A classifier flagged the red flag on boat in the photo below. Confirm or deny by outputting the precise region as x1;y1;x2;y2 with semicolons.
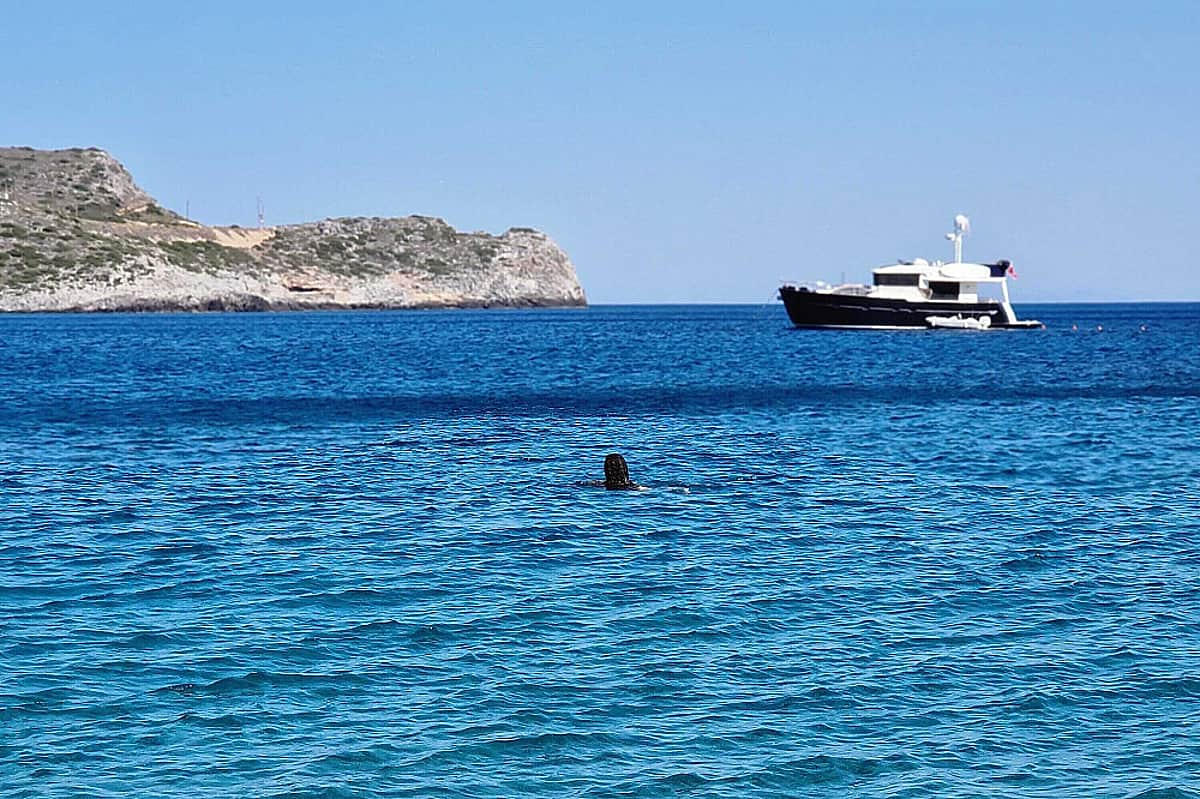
1006;263;1019;279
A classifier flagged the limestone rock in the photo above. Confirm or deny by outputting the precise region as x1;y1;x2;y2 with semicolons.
0;147;586;312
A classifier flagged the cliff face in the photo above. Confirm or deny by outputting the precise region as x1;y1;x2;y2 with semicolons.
0;147;586;311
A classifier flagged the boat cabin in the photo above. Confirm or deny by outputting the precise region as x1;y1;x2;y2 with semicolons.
871;260;1008;303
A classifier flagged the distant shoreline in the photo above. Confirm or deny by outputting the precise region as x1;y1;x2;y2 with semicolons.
0;300;1192;318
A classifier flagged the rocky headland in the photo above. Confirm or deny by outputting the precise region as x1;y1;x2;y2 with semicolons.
0;147;586;311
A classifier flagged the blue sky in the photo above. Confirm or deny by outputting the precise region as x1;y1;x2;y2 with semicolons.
4;1;1197;302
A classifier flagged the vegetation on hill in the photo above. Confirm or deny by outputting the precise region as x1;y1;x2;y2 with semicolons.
0;147;585;310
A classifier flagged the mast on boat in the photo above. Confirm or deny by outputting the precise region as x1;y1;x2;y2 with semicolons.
945;213;969;264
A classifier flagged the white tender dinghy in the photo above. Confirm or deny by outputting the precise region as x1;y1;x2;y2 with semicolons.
925;314;992;330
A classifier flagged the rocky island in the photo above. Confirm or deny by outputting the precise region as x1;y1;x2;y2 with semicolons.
0;147;586;311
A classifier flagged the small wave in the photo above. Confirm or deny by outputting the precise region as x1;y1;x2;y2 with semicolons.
260;786;364;799
1126;788;1200;799
159;670;373;699
405;620;491;646
447;432;526;447
998;550;1050;571
342;618;403;635
483;730;624;752
146;541;221;560
720;687;864;713
309;746;393;768
154;682;199;695
751;753;917;787
325;587;389;603
377;437;424;448
1133;675;1200;700
83;507;141;525
0;686;77;714
115;630;182;649
648;770;711;790
298;617;411;646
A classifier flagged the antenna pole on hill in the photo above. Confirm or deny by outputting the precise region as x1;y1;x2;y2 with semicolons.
257;196;265;229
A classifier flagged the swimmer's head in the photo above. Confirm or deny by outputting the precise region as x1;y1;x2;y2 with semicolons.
604;453;635;490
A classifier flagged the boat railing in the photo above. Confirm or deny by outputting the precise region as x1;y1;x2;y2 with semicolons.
783;280;871;295
828;283;871;296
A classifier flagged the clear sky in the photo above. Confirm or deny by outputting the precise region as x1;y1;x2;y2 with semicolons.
4;1;1197;302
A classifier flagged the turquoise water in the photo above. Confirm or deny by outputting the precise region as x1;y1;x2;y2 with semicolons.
2;304;1199;798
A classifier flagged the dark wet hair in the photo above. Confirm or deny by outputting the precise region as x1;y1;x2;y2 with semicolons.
604;453;635;490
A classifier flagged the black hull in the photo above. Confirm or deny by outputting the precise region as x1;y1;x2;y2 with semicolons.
778;285;1036;329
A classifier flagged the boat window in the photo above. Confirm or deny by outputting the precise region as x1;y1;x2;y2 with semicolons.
929;281;960;300
874;273;921;286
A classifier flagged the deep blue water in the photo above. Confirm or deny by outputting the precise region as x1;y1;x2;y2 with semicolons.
2;303;1199;799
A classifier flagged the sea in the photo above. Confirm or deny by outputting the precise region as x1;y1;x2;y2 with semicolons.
2;303;1198;799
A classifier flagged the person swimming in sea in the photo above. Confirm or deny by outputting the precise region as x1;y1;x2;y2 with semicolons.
576;452;643;490
603;453;638;490
577;453;688;493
